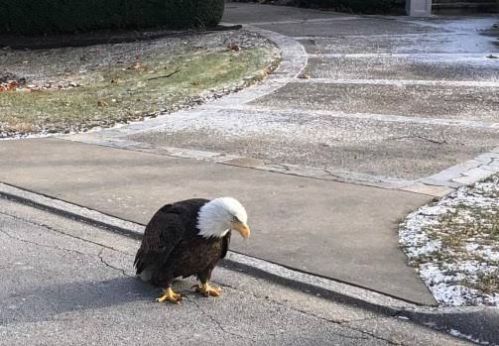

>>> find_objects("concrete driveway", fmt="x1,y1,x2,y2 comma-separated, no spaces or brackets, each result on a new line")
127,4,499,185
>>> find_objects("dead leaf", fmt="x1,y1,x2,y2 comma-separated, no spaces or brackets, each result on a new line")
132,61,142,70
227,42,241,52
0,80,20,93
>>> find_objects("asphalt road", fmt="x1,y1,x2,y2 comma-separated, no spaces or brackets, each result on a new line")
0,198,468,345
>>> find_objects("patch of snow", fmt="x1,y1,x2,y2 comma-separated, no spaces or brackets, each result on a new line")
480,248,499,262
0,131,54,141
465,243,480,252
449,329,490,345
399,175,499,306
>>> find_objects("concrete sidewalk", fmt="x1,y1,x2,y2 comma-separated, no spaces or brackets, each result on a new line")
0,138,434,305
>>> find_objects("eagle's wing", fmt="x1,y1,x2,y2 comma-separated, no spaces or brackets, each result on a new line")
134,204,185,274
221,231,231,259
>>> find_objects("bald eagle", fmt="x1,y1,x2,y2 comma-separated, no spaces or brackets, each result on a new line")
134,197,250,303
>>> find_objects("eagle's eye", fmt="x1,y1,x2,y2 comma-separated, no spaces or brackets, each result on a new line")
232,216,240,223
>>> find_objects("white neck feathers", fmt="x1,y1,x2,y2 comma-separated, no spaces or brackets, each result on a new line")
197,197,247,238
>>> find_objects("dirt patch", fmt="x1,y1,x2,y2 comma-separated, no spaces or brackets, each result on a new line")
0,29,279,138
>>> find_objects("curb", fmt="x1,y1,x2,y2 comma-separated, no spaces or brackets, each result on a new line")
0,182,144,238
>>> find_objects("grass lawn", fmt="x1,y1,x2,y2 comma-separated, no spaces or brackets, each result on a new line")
0,30,279,137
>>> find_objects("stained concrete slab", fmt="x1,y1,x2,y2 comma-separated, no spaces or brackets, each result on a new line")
251,82,499,121
0,138,435,305
304,56,499,81
127,107,499,180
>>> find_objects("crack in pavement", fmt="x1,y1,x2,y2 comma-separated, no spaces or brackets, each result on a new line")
0,209,133,278
248,289,404,344
190,292,366,343
0,221,88,257
0,208,133,255
388,135,448,145
45,224,133,256
0,224,132,279
268,301,401,343
189,298,251,340
215,280,398,343
97,248,132,278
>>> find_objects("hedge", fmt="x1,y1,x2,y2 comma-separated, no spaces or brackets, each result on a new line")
0,0,225,35
229,0,404,14
297,0,403,13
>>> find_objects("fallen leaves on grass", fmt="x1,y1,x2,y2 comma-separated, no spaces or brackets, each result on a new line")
0,31,280,138
227,42,241,52
0,80,20,92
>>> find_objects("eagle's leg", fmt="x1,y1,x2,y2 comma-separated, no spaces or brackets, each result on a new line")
193,268,221,297
156,287,182,304
193,282,222,297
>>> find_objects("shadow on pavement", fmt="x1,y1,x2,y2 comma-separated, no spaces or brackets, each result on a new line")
2,277,152,324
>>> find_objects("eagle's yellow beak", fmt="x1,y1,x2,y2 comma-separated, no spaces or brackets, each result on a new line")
231,221,251,239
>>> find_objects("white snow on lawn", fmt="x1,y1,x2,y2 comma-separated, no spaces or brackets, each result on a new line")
399,174,499,306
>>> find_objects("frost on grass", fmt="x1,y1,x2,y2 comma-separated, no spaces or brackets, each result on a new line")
0,30,279,139
400,173,499,306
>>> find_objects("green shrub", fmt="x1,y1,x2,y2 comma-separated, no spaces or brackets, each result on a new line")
0,0,225,35
230,0,403,14
298,0,402,14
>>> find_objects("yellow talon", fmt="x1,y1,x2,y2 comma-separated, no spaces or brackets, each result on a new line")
193,282,222,297
156,287,182,304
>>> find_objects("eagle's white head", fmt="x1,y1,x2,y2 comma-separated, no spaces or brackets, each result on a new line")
197,197,250,239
